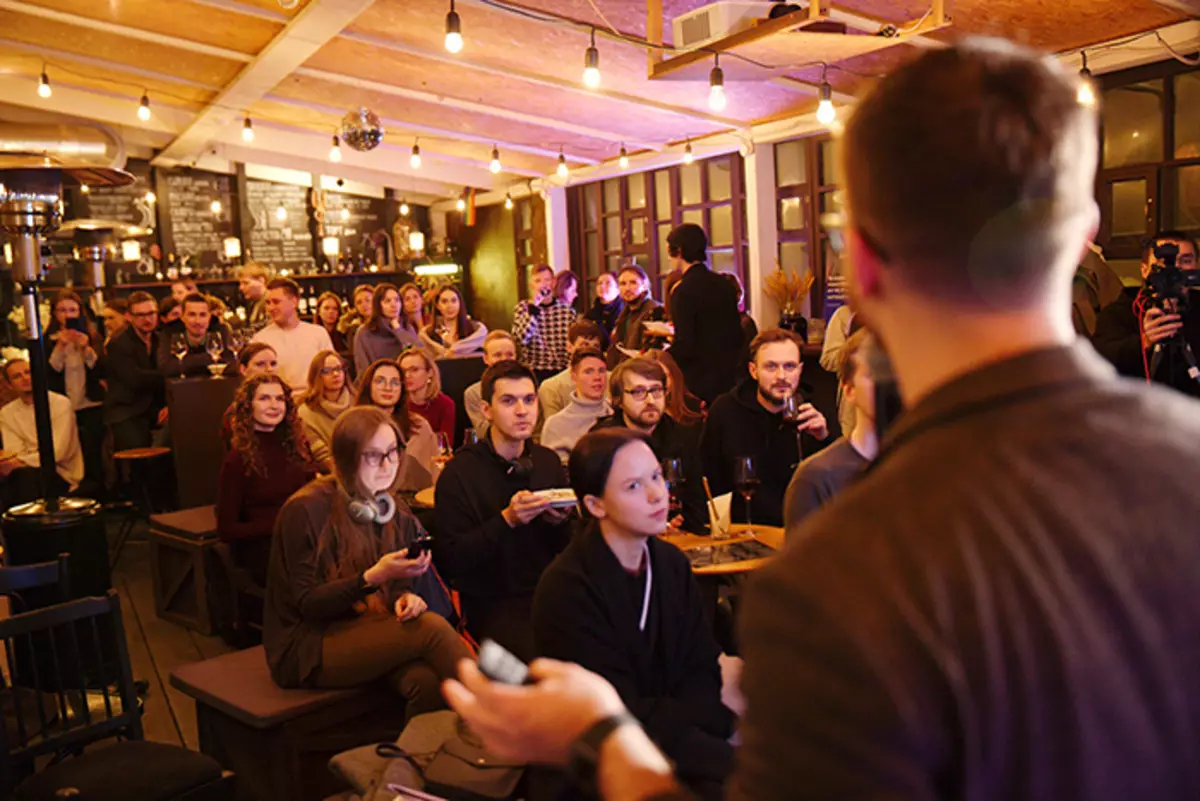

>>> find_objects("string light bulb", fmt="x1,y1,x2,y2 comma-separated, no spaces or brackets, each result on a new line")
445,0,463,54
211,199,222,215
582,28,601,89
399,199,410,216
145,191,156,205
708,56,726,111
340,207,350,222
618,145,629,169
557,151,569,178
410,142,422,169
490,146,502,174
456,195,466,212
275,202,287,221
816,68,836,126
242,117,255,142
329,134,342,163
682,140,694,165
138,92,151,121
79,184,89,194
1077,51,1096,107
505,193,514,210
38,69,51,99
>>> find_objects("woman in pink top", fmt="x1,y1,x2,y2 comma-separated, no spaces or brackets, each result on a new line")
398,349,455,445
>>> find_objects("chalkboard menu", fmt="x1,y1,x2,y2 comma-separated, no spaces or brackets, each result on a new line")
82,159,156,230
321,191,389,258
162,170,235,269
245,179,313,268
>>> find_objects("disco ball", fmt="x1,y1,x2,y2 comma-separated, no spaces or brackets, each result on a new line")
340,107,385,152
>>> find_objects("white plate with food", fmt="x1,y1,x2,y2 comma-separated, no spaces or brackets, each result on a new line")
531,488,578,509
642,321,675,337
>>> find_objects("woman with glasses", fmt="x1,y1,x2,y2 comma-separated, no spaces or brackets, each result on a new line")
217,373,319,586
420,285,488,358
352,283,420,375
398,348,455,445
354,360,438,491
264,406,473,711
298,350,352,468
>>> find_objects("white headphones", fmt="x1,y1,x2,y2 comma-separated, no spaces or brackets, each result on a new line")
348,492,397,524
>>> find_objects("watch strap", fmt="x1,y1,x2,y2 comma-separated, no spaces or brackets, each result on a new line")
568,710,639,792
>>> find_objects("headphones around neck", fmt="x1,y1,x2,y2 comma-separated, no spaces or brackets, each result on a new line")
506,455,535,478
348,492,397,524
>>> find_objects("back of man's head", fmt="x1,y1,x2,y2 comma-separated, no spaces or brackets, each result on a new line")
843,38,1098,308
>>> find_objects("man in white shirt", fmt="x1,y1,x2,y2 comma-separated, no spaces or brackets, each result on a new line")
0,359,83,505
252,278,333,395
464,330,518,438
540,349,612,462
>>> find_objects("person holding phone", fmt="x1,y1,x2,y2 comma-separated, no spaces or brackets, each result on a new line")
513,264,577,385
265,406,472,714
45,291,105,496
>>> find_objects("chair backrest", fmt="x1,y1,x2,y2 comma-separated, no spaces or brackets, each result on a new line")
0,591,142,796
0,554,70,614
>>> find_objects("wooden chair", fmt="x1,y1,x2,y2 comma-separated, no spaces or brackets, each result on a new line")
0,592,233,800
0,555,71,615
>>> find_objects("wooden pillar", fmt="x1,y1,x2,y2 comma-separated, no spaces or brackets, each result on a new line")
646,0,663,73
743,143,780,328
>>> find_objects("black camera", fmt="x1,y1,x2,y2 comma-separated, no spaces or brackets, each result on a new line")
1144,241,1200,312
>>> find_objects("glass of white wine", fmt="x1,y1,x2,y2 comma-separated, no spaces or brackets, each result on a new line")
170,333,189,377
206,332,225,367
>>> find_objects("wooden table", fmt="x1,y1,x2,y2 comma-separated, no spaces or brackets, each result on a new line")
166,374,239,508
412,487,436,508
661,525,784,575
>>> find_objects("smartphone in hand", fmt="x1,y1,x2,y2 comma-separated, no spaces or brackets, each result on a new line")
406,536,434,559
477,639,530,685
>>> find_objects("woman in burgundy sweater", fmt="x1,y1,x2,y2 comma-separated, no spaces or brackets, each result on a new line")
217,373,317,585
398,348,455,444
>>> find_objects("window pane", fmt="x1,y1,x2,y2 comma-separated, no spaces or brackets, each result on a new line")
520,199,533,230
655,170,672,220
583,187,598,229
681,208,703,227
780,196,806,231
603,179,621,213
631,217,648,245
1168,165,1200,231
710,204,733,246
1175,71,1200,159
819,138,841,186
585,232,598,275
707,157,732,201
628,174,647,209
604,216,621,249
522,239,533,258
606,254,622,273
775,140,806,187
710,249,735,274
1110,179,1148,236
657,223,671,264
1102,79,1164,168
779,240,808,275
680,163,702,206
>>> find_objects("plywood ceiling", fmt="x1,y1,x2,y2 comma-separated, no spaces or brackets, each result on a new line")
0,0,1190,199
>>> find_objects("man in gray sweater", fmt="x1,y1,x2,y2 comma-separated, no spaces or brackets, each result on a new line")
540,349,611,462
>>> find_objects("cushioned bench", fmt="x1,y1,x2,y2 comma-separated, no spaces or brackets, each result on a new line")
149,505,219,634
171,646,406,801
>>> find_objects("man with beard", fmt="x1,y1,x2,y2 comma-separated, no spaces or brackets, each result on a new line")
701,329,829,527
591,358,708,534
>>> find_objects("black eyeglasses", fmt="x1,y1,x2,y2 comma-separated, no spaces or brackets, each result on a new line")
320,365,345,375
361,447,401,467
625,386,665,401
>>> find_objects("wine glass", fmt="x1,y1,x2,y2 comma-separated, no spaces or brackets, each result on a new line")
733,457,760,538
206,332,225,367
461,429,479,449
228,329,245,357
170,333,189,377
662,457,684,526
781,394,806,467
433,432,453,473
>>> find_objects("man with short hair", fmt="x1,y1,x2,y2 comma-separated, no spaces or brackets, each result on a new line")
664,224,743,404
464,330,517,437
538,320,606,425
156,293,235,378
701,328,829,527
592,357,707,533
252,278,334,394
105,291,167,450
1094,231,1200,397
783,329,877,528
540,349,611,462
237,262,270,334
0,359,82,506
435,360,572,660
513,263,577,384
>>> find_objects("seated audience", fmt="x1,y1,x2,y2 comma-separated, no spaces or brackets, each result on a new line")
821,304,861,434
464,331,517,439
0,359,83,506
207,293,230,322
608,264,665,366
252,278,333,395
584,271,623,348
104,291,166,451
399,348,456,445
421,285,488,358
353,283,420,374
314,291,350,354
217,374,317,586
46,291,105,495
157,293,235,378
355,359,438,490
220,343,279,449
158,296,181,325
592,358,707,534
554,270,579,311
721,271,758,367
647,349,705,425
338,284,375,342
1072,243,1124,336
237,263,271,334
784,329,878,529
100,298,129,346
533,429,733,800
170,280,198,304
513,264,575,384
702,329,830,527
435,360,572,660
264,406,473,713
297,350,352,468
541,349,611,463
537,320,606,428
401,282,430,342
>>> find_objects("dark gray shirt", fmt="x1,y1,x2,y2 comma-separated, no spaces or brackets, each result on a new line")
782,437,869,529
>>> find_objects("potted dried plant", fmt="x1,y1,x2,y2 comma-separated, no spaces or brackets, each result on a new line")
763,263,814,338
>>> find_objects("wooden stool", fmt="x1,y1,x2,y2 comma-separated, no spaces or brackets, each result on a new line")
149,506,218,635
111,447,172,564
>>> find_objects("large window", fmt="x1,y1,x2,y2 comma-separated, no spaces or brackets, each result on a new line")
774,134,840,315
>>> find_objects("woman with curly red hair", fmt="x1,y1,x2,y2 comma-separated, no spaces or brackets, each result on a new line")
216,373,318,585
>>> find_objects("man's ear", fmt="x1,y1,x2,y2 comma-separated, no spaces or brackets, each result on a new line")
582,494,605,519
748,362,759,383
481,400,493,422
846,228,883,301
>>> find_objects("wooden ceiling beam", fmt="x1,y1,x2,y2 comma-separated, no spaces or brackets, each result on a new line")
0,37,218,92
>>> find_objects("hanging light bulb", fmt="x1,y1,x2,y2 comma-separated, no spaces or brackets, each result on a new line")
340,207,350,222
38,69,51,99
79,184,90,194
145,190,156,205
490,146,502,174
211,199,222,215
329,134,343,163
456,196,466,212
816,68,836,126
582,28,601,89
138,92,151,121
275,202,287,221
445,0,463,54
1077,52,1096,107
242,117,255,142
557,151,569,178
410,141,422,169
399,199,410,216
505,193,514,210
708,56,726,112
618,145,629,169
682,141,694,165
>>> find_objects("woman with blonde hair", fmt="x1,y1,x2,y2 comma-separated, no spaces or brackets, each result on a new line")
398,348,455,444
298,349,353,467
264,406,473,711
354,359,438,490
420,284,487,358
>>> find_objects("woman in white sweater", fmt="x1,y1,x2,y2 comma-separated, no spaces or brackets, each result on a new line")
420,285,488,358
296,350,353,469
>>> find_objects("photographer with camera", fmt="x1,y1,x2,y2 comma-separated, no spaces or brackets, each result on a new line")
1094,232,1200,396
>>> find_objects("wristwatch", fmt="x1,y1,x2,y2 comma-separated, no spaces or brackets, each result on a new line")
357,571,376,595
568,710,639,792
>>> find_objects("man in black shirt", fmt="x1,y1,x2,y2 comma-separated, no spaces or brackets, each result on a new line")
701,328,829,527
156,293,235,379
103,291,166,450
435,360,572,660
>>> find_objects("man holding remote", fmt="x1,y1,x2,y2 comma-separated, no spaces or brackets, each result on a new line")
435,360,573,661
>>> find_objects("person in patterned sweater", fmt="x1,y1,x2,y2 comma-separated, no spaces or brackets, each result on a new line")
513,264,577,385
